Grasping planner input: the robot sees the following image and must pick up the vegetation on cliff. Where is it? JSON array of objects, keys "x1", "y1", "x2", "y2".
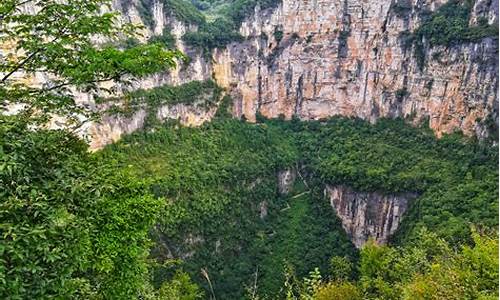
[
  {"x1": 415, "y1": 0, "x2": 498, "y2": 47},
  {"x1": 182, "y1": 0, "x2": 281, "y2": 52},
  {"x1": 93, "y1": 114, "x2": 498, "y2": 298},
  {"x1": 407, "y1": 0, "x2": 499, "y2": 69},
  {"x1": 1, "y1": 0, "x2": 498, "y2": 299},
  {"x1": 100, "y1": 79, "x2": 223, "y2": 128},
  {"x1": 0, "y1": 0, "x2": 182, "y2": 127},
  {"x1": 97, "y1": 117, "x2": 355, "y2": 299},
  {"x1": 278, "y1": 117, "x2": 498, "y2": 245},
  {"x1": 2, "y1": 110, "x2": 498, "y2": 298}
]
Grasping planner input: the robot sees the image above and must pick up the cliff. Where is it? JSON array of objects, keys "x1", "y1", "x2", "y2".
[
  {"x1": 95, "y1": 0, "x2": 499, "y2": 148},
  {"x1": 4, "y1": 0, "x2": 497, "y2": 148},
  {"x1": 325, "y1": 185, "x2": 417, "y2": 248},
  {"x1": 212, "y1": 0, "x2": 498, "y2": 138}
]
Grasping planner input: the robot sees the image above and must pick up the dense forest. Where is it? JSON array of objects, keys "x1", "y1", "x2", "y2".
[
  {"x1": 0, "y1": 0, "x2": 498, "y2": 299},
  {"x1": 2, "y1": 111, "x2": 498, "y2": 299}
]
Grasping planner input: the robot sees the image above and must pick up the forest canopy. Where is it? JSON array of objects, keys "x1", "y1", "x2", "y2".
[{"x1": 0, "y1": 0, "x2": 498, "y2": 299}]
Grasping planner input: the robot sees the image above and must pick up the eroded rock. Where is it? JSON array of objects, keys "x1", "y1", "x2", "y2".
[{"x1": 325, "y1": 184, "x2": 417, "y2": 248}]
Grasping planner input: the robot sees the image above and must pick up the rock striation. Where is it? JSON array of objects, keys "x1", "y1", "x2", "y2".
[
  {"x1": 3, "y1": 0, "x2": 498, "y2": 148},
  {"x1": 325, "y1": 185, "x2": 417, "y2": 248},
  {"x1": 213, "y1": 0, "x2": 498, "y2": 138}
]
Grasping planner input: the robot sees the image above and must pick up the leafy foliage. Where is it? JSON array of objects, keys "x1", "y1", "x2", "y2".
[
  {"x1": 149, "y1": 28, "x2": 178, "y2": 49},
  {"x1": 0, "y1": 0, "x2": 181, "y2": 126},
  {"x1": 0, "y1": 1, "x2": 195, "y2": 298},
  {"x1": 285, "y1": 229, "x2": 498, "y2": 300},
  {"x1": 100, "y1": 80, "x2": 223, "y2": 129},
  {"x1": 182, "y1": 0, "x2": 281, "y2": 52},
  {"x1": 272, "y1": 117, "x2": 498, "y2": 244},
  {"x1": 163, "y1": 0, "x2": 206, "y2": 25},
  {"x1": 2, "y1": 110, "x2": 497, "y2": 299},
  {"x1": 0, "y1": 117, "x2": 164, "y2": 298},
  {"x1": 98, "y1": 114, "x2": 497, "y2": 298},
  {"x1": 415, "y1": 0, "x2": 498, "y2": 47},
  {"x1": 155, "y1": 270, "x2": 204, "y2": 299},
  {"x1": 98, "y1": 118, "x2": 342, "y2": 299},
  {"x1": 408, "y1": 0, "x2": 499, "y2": 69}
]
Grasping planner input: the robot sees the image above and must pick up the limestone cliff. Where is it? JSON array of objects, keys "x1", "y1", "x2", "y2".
[
  {"x1": 71, "y1": 0, "x2": 500, "y2": 146},
  {"x1": 325, "y1": 185, "x2": 417, "y2": 248},
  {"x1": 84, "y1": 0, "x2": 215, "y2": 149},
  {"x1": 212, "y1": 0, "x2": 498, "y2": 138},
  {"x1": 3, "y1": 0, "x2": 498, "y2": 148}
]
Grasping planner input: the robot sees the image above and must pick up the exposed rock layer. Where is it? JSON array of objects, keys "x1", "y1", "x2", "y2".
[
  {"x1": 213, "y1": 0, "x2": 498, "y2": 138},
  {"x1": 3, "y1": 0, "x2": 498, "y2": 148},
  {"x1": 278, "y1": 167, "x2": 297, "y2": 195},
  {"x1": 325, "y1": 185, "x2": 417, "y2": 248}
]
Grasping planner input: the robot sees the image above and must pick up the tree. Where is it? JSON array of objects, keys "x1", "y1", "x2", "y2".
[
  {"x1": 0, "y1": 116, "x2": 165, "y2": 298},
  {"x1": 156, "y1": 270, "x2": 204, "y2": 300},
  {"x1": 279, "y1": 228, "x2": 498, "y2": 300},
  {"x1": 329, "y1": 256, "x2": 353, "y2": 281},
  {"x1": 0, "y1": 0, "x2": 182, "y2": 127},
  {"x1": 0, "y1": 0, "x2": 185, "y2": 298}
]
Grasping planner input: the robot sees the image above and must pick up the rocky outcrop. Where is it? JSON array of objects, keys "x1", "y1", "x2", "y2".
[
  {"x1": 1, "y1": 0, "x2": 216, "y2": 150},
  {"x1": 85, "y1": 101, "x2": 218, "y2": 150},
  {"x1": 325, "y1": 185, "x2": 417, "y2": 248},
  {"x1": 213, "y1": 0, "x2": 498, "y2": 138},
  {"x1": 278, "y1": 167, "x2": 297, "y2": 195},
  {"x1": 80, "y1": 0, "x2": 215, "y2": 150},
  {"x1": 89, "y1": 0, "x2": 500, "y2": 143},
  {"x1": 114, "y1": 0, "x2": 211, "y2": 84},
  {"x1": 4, "y1": 0, "x2": 498, "y2": 148}
]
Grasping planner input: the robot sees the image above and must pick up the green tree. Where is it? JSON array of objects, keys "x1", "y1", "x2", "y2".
[
  {"x1": 0, "y1": 117, "x2": 164, "y2": 298},
  {"x1": 0, "y1": 0, "x2": 182, "y2": 126},
  {"x1": 156, "y1": 271, "x2": 204, "y2": 300},
  {"x1": 0, "y1": 0, "x2": 184, "y2": 298},
  {"x1": 313, "y1": 281, "x2": 362, "y2": 300},
  {"x1": 329, "y1": 256, "x2": 353, "y2": 281}
]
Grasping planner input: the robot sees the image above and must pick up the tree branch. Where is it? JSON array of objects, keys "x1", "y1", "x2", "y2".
[
  {"x1": 1, "y1": 50, "x2": 41, "y2": 83},
  {"x1": 0, "y1": 0, "x2": 37, "y2": 20}
]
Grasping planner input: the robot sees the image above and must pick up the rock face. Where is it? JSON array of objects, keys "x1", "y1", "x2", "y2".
[
  {"x1": 278, "y1": 167, "x2": 297, "y2": 195},
  {"x1": 325, "y1": 185, "x2": 417, "y2": 248},
  {"x1": 83, "y1": 0, "x2": 215, "y2": 150},
  {"x1": 213, "y1": 0, "x2": 498, "y2": 138},
  {"x1": 3, "y1": 0, "x2": 498, "y2": 148},
  {"x1": 86, "y1": 102, "x2": 219, "y2": 150}
]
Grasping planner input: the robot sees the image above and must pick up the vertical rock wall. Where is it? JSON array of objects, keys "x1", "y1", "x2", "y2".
[
  {"x1": 213, "y1": 0, "x2": 498, "y2": 138},
  {"x1": 3, "y1": 0, "x2": 498, "y2": 149},
  {"x1": 325, "y1": 185, "x2": 417, "y2": 248}
]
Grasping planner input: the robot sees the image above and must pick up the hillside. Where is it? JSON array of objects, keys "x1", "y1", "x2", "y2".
[{"x1": 0, "y1": 0, "x2": 498, "y2": 299}]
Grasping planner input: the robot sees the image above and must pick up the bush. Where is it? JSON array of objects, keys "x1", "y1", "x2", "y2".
[
  {"x1": 410, "y1": 0, "x2": 498, "y2": 69},
  {"x1": 148, "y1": 28, "x2": 177, "y2": 49},
  {"x1": 183, "y1": 18, "x2": 243, "y2": 53},
  {"x1": 413, "y1": 0, "x2": 498, "y2": 47},
  {"x1": 183, "y1": 0, "x2": 282, "y2": 51},
  {"x1": 163, "y1": 0, "x2": 206, "y2": 25}
]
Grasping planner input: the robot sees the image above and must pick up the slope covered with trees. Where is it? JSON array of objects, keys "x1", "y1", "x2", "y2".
[
  {"x1": 0, "y1": 0, "x2": 498, "y2": 299},
  {"x1": 93, "y1": 114, "x2": 498, "y2": 299}
]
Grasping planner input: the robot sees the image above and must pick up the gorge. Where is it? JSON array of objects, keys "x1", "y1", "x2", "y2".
[
  {"x1": 1, "y1": 0, "x2": 498, "y2": 299},
  {"x1": 78, "y1": 0, "x2": 500, "y2": 150}
]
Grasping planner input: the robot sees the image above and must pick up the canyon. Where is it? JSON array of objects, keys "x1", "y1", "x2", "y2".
[
  {"x1": 2, "y1": 0, "x2": 498, "y2": 249},
  {"x1": 2, "y1": 1, "x2": 498, "y2": 298},
  {"x1": 5, "y1": 0, "x2": 497, "y2": 148},
  {"x1": 87, "y1": 0, "x2": 499, "y2": 150},
  {"x1": 104, "y1": 0, "x2": 499, "y2": 248}
]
